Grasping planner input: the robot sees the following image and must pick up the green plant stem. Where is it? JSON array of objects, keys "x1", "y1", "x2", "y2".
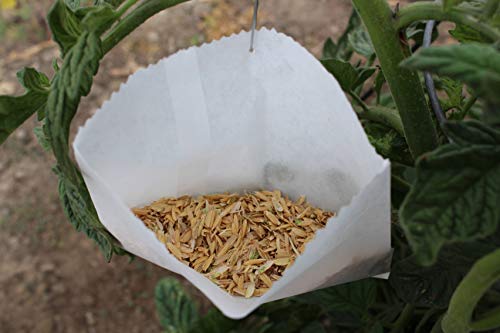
[
  {"x1": 390, "y1": 303, "x2": 415, "y2": 333},
  {"x1": 115, "y1": 0, "x2": 139, "y2": 18},
  {"x1": 352, "y1": 0, "x2": 439, "y2": 158},
  {"x1": 442, "y1": 248, "x2": 500, "y2": 333},
  {"x1": 430, "y1": 316, "x2": 443, "y2": 333},
  {"x1": 471, "y1": 306, "x2": 500, "y2": 332},
  {"x1": 102, "y1": 0, "x2": 191, "y2": 54},
  {"x1": 396, "y1": 2, "x2": 500, "y2": 42},
  {"x1": 350, "y1": 91, "x2": 370, "y2": 112},
  {"x1": 416, "y1": 308, "x2": 443, "y2": 333},
  {"x1": 392, "y1": 174, "x2": 411, "y2": 193},
  {"x1": 461, "y1": 96, "x2": 477, "y2": 117}
]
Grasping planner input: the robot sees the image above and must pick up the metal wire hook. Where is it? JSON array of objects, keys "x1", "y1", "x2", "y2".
[
  {"x1": 423, "y1": 20, "x2": 446, "y2": 127},
  {"x1": 249, "y1": 0, "x2": 260, "y2": 52}
]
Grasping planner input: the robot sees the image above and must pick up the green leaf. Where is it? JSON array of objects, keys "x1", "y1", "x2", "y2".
[
  {"x1": 321, "y1": 9, "x2": 361, "y2": 61},
  {"x1": 0, "y1": 67, "x2": 50, "y2": 144},
  {"x1": 301, "y1": 322, "x2": 326, "y2": 333},
  {"x1": 322, "y1": 59, "x2": 358, "y2": 91},
  {"x1": 400, "y1": 120, "x2": 500, "y2": 265},
  {"x1": 81, "y1": 5, "x2": 118, "y2": 35},
  {"x1": 402, "y1": 43, "x2": 500, "y2": 105},
  {"x1": 295, "y1": 279, "x2": 376, "y2": 318},
  {"x1": 435, "y1": 77, "x2": 464, "y2": 112},
  {"x1": 258, "y1": 302, "x2": 323, "y2": 333},
  {"x1": 46, "y1": 31, "x2": 126, "y2": 260},
  {"x1": 0, "y1": 93, "x2": 47, "y2": 145},
  {"x1": 47, "y1": 0, "x2": 83, "y2": 56},
  {"x1": 322, "y1": 37, "x2": 336, "y2": 59},
  {"x1": 322, "y1": 59, "x2": 375, "y2": 92},
  {"x1": 443, "y1": 0, "x2": 465, "y2": 10},
  {"x1": 16, "y1": 68, "x2": 50, "y2": 93},
  {"x1": 348, "y1": 29, "x2": 374, "y2": 58},
  {"x1": 389, "y1": 243, "x2": 490, "y2": 308},
  {"x1": 450, "y1": 24, "x2": 490, "y2": 43},
  {"x1": 65, "y1": 0, "x2": 80, "y2": 10},
  {"x1": 368, "y1": 322, "x2": 384, "y2": 333},
  {"x1": 189, "y1": 309, "x2": 240, "y2": 333},
  {"x1": 57, "y1": 167, "x2": 128, "y2": 261},
  {"x1": 364, "y1": 121, "x2": 413, "y2": 165},
  {"x1": 354, "y1": 67, "x2": 376, "y2": 89},
  {"x1": 155, "y1": 278, "x2": 199, "y2": 333},
  {"x1": 94, "y1": 0, "x2": 125, "y2": 8},
  {"x1": 34, "y1": 124, "x2": 52, "y2": 152}
]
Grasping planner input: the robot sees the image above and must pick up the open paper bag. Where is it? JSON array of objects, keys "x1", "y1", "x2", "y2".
[{"x1": 73, "y1": 29, "x2": 392, "y2": 319}]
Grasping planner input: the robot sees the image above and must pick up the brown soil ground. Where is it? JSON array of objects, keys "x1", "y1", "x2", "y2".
[{"x1": 0, "y1": 0, "x2": 407, "y2": 332}]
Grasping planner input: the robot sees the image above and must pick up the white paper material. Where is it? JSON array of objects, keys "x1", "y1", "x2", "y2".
[{"x1": 73, "y1": 29, "x2": 392, "y2": 319}]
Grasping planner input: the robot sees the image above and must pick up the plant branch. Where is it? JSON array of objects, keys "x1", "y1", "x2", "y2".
[
  {"x1": 442, "y1": 248, "x2": 500, "y2": 333},
  {"x1": 352, "y1": 0, "x2": 439, "y2": 158},
  {"x1": 350, "y1": 90, "x2": 370, "y2": 112},
  {"x1": 392, "y1": 174, "x2": 411, "y2": 193},
  {"x1": 461, "y1": 96, "x2": 477, "y2": 117},
  {"x1": 470, "y1": 306, "x2": 500, "y2": 332},
  {"x1": 115, "y1": 0, "x2": 139, "y2": 18},
  {"x1": 390, "y1": 303, "x2": 415, "y2": 333},
  {"x1": 396, "y1": 2, "x2": 500, "y2": 42},
  {"x1": 102, "y1": 0, "x2": 191, "y2": 54}
]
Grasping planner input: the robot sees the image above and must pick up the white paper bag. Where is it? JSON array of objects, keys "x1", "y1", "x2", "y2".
[{"x1": 73, "y1": 29, "x2": 392, "y2": 319}]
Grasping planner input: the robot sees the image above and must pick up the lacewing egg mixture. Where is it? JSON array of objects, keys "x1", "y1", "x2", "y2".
[{"x1": 132, "y1": 190, "x2": 335, "y2": 298}]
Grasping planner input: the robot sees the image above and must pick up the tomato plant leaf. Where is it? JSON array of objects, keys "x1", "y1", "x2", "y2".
[
  {"x1": 295, "y1": 279, "x2": 376, "y2": 317},
  {"x1": 81, "y1": 5, "x2": 118, "y2": 35},
  {"x1": 155, "y1": 278, "x2": 199, "y2": 333},
  {"x1": 16, "y1": 68, "x2": 50, "y2": 93},
  {"x1": 368, "y1": 322, "x2": 384, "y2": 333},
  {"x1": 449, "y1": 24, "x2": 491, "y2": 43},
  {"x1": 322, "y1": 9, "x2": 361, "y2": 61},
  {"x1": 443, "y1": 0, "x2": 466, "y2": 10},
  {"x1": 435, "y1": 77, "x2": 464, "y2": 112},
  {"x1": 321, "y1": 59, "x2": 358, "y2": 91},
  {"x1": 65, "y1": 0, "x2": 80, "y2": 10},
  {"x1": 322, "y1": 37, "x2": 336, "y2": 59},
  {"x1": 190, "y1": 309, "x2": 241, "y2": 333},
  {"x1": 94, "y1": 0, "x2": 125, "y2": 8},
  {"x1": 355, "y1": 67, "x2": 376, "y2": 89},
  {"x1": 48, "y1": 0, "x2": 84, "y2": 56},
  {"x1": 348, "y1": 29, "x2": 374, "y2": 58},
  {"x1": 401, "y1": 43, "x2": 500, "y2": 105},
  {"x1": 364, "y1": 121, "x2": 413, "y2": 166},
  {"x1": 391, "y1": 256, "x2": 461, "y2": 308},
  {"x1": 400, "y1": 120, "x2": 500, "y2": 265},
  {"x1": 301, "y1": 322, "x2": 327, "y2": 333},
  {"x1": 446, "y1": 120, "x2": 500, "y2": 145},
  {"x1": 322, "y1": 59, "x2": 376, "y2": 92},
  {"x1": 0, "y1": 93, "x2": 47, "y2": 145},
  {"x1": 34, "y1": 125, "x2": 52, "y2": 152},
  {"x1": 0, "y1": 67, "x2": 50, "y2": 144},
  {"x1": 57, "y1": 170, "x2": 124, "y2": 261},
  {"x1": 45, "y1": 31, "x2": 127, "y2": 260}
]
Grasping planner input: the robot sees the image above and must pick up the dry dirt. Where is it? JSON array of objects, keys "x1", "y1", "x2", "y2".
[{"x1": 0, "y1": 0, "x2": 415, "y2": 332}]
